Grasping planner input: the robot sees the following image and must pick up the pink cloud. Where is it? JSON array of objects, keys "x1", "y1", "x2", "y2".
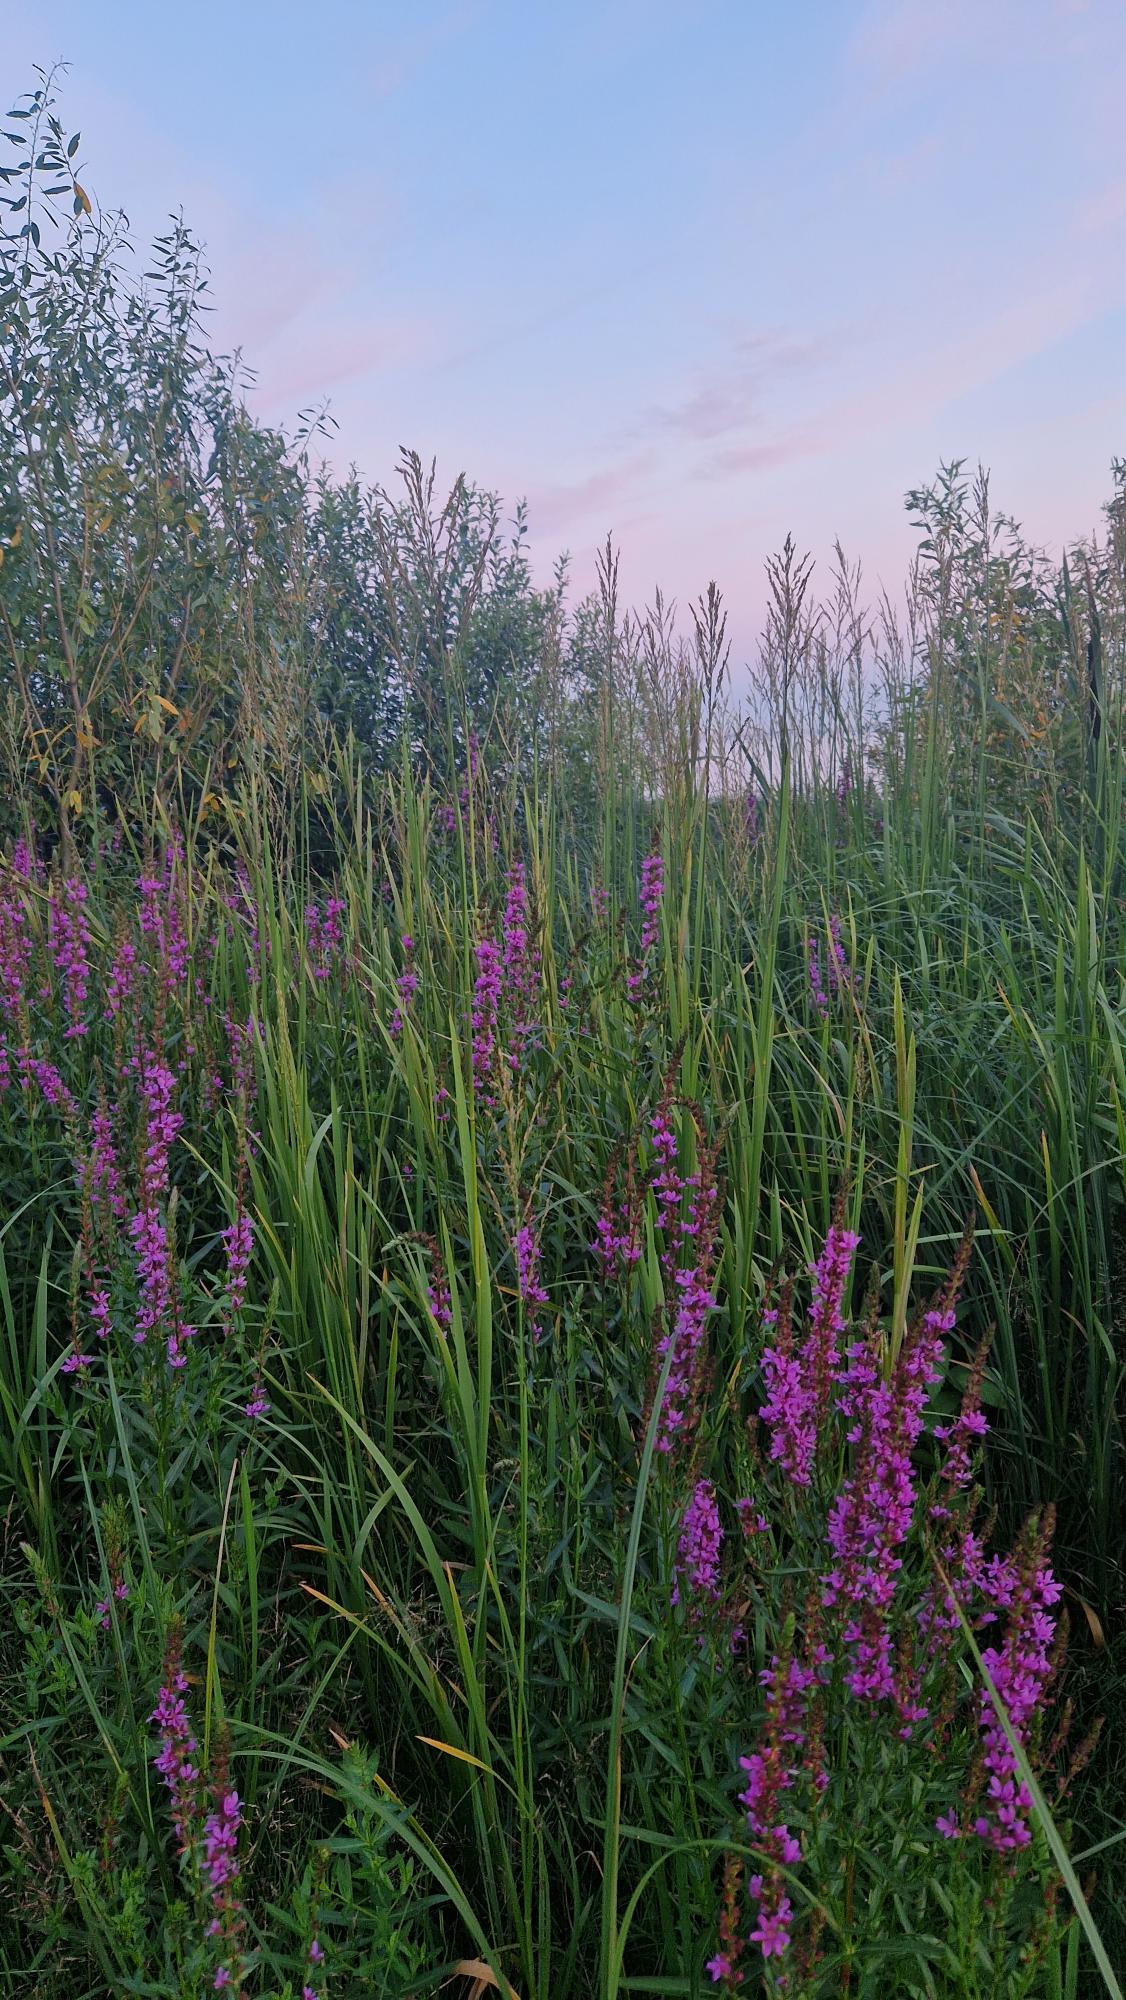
[
  {"x1": 249, "y1": 315, "x2": 435, "y2": 409},
  {"x1": 523, "y1": 451, "x2": 656, "y2": 538},
  {"x1": 642, "y1": 331, "x2": 831, "y2": 443},
  {"x1": 367, "y1": 5, "x2": 482, "y2": 99},
  {"x1": 704, "y1": 430, "x2": 822, "y2": 478},
  {"x1": 1076, "y1": 176, "x2": 1126, "y2": 235}
]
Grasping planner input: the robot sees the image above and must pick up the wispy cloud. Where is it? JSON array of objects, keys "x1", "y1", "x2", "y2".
[
  {"x1": 249, "y1": 314, "x2": 436, "y2": 408},
  {"x1": 848, "y1": 0, "x2": 1008, "y2": 86},
  {"x1": 641, "y1": 331, "x2": 831, "y2": 443},
  {"x1": 523, "y1": 451, "x2": 656, "y2": 537},
  {"x1": 367, "y1": 5, "x2": 482, "y2": 100}
]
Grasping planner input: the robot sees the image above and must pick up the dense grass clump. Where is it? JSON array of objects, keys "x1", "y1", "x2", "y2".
[{"x1": 1, "y1": 66, "x2": 1125, "y2": 2000}]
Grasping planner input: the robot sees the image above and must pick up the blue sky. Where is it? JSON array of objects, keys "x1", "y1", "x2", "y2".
[{"x1": 9, "y1": 0, "x2": 1126, "y2": 656}]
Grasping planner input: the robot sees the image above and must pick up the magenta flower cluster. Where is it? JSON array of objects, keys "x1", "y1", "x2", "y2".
[
  {"x1": 220, "y1": 1210, "x2": 253, "y2": 1333},
  {"x1": 672, "y1": 1478, "x2": 724, "y2": 1608},
  {"x1": 139, "y1": 849, "x2": 190, "y2": 999},
  {"x1": 305, "y1": 895, "x2": 347, "y2": 981},
  {"x1": 735, "y1": 1639, "x2": 818, "y2": 1962},
  {"x1": 514, "y1": 1221, "x2": 548, "y2": 1338},
  {"x1": 151, "y1": 1641, "x2": 200, "y2": 1858},
  {"x1": 471, "y1": 936, "x2": 502, "y2": 1099},
  {"x1": 390, "y1": 932, "x2": 419, "y2": 1037},
  {"x1": 807, "y1": 933, "x2": 828, "y2": 1020},
  {"x1": 759, "y1": 1221, "x2": 860, "y2": 1486},
  {"x1": 714, "y1": 1223, "x2": 1063, "y2": 1977},
  {"x1": 627, "y1": 846, "x2": 664, "y2": 997},
  {"x1": 50, "y1": 878, "x2": 92, "y2": 1038}
]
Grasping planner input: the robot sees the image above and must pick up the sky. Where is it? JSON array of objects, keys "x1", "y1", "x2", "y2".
[{"x1": 8, "y1": 0, "x2": 1126, "y2": 661}]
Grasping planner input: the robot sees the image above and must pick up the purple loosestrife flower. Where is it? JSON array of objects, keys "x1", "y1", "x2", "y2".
[
  {"x1": 807, "y1": 933, "x2": 828, "y2": 1020},
  {"x1": 140, "y1": 846, "x2": 191, "y2": 999},
  {"x1": 130, "y1": 1205, "x2": 171, "y2": 1346},
  {"x1": 20, "y1": 1051, "x2": 79, "y2": 1123},
  {"x1": 628, "y1": 847, "x2": 664, "y2": 996},
  {"x1": 165, "y1": 1308, "x2": 196, "y2": 1371},
  {"x1": 129, "y1": 1054, "x2": 183, "y2": 1354},
  {"x1": 0, "y1": 878, "x2": 31, "y2": 1026},
  {"x1": 758, "y1": 1285, "x2": 816, "y2": 1487},
  {"x1": 50, "y1": 878, "x2": 92, "y2": 1037},
  {"x1": 824, "y1": 1315, "x2": 942, "y2": 1702},
  {"x1": 827, "y1": 913, "x2": 849, "y2": 996},
  {"x1": 303, "y1": 1936, "x2": 326, "y2": 2000},
  {"x1": 806, "y1": 1220, "x2": 861, "y2": 1426},
  {"x1": 514, "y1": 1222, "x2": 548, "y2": 1338},
  {"x1": 593, "y1": 1199, "x2": 641, "y2": 1273},
  {"x1": 471, "y1": 937, "x2": 502, "y2": 1099},
  {"x1": 62, "y1": 1350, "x2": 96, "y2": 1374},
  {"x1": 932, "y1": 1333, "x2": 991, "y2": 1505},
  {"x1": 152, "y1": 1626, "x2": 200, "y2": 1858},
  {"x1": 105, "y1": 933, "x2": 138, "y2": 1019},
  {"x1": 244, "y1": 1382, "x2": 270, "y2": 1420},
  {"x1": 672, "y1": 1479, "x2": 723, "y2": 1608},
  {"x1": 970, "y1": 1513, "x2": 1061, "y2": 1853},
  {"x1": 651, "y1": 1150, "x2": 720, "y2": 1456},
  {"x1": 203, "y1": 1735, "x2": 245, "y2": 1992},
  {"x1": 390, "y1": 933, "x2": 419, "y2": 1037},
  {"x1": 649, "y1": 1098, "x2": 686, "y2": 1244},
  {"x1": 592, "y1": 1147, "x2": 641, "y2": 1274},
  {"x1": 220, "y1": 1210, "x2": 253, "y2": 1333},
  {"x1": 305, "y1": 895, "x2": 346, "y2": 981},
  {"x1": 502, "y1": 861, "x2": 540, "y2": 1066},
  {"x1": 96, "y1": 1579, "x2": 129, "y2": 1630},
  {"x1": 225, "y1": 1012, "x2": 258, "y2": 1112},
  {"x1": 203, "y1": 1786, "x2": 242, "y2": 1892},
  {"x1": 824, "y1": 1247, "x2": 970, "y2": 1702},
  {"x1": 759, "y1": 1221, "x2": 859, "y2": 1486},
  {"x1": 639, "y1": 848, "x2": 664, "y2": 953},
  {"x1": 706, "y1": 1856, "x2": 747, "y2": 1991},
  {"x1": 84, "y1": 1104, "x2": 126, "y2": 1221},
  {"x1": 749, "y1": 1900, "x2": 794, "y2": 1959},
  {"x1": 428, "y1": 1274, "x2": 452, "y2": 1333},
  {"x1": 735, "y1": 1635, "x2": 813, "y2": 1968},
  {"x1": 502, "y1": 861, "x2": 531, "y2": 989},
  {"x1": 655, "y1": 1259, "x2": 717, "y2": 1453},
  {"x1": 138, "y1": 1054, "x2": 182, "y2": 1201}
]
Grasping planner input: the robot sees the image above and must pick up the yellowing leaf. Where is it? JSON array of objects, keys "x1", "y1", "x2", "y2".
[
  {"x1": 74, "y1": 181, "x2": 91, "y2": 215},
  {"x1": 1076, "y1": 1595, "x2": 1106, "y2": 1649},
  {"x1": 451, "y1": 1960, "x2": 520, "y2": 1999},
  {"x1": 65, "y1": 789, "x2": 82, "y2": 815},
  {"x1": 416, "y1": 1735, "x2": 494, "y2": 1776}
]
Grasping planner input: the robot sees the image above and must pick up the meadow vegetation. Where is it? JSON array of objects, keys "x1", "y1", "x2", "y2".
[{"x1": 1, "y1": 71, "x2": 1124, "y2": 1997}]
